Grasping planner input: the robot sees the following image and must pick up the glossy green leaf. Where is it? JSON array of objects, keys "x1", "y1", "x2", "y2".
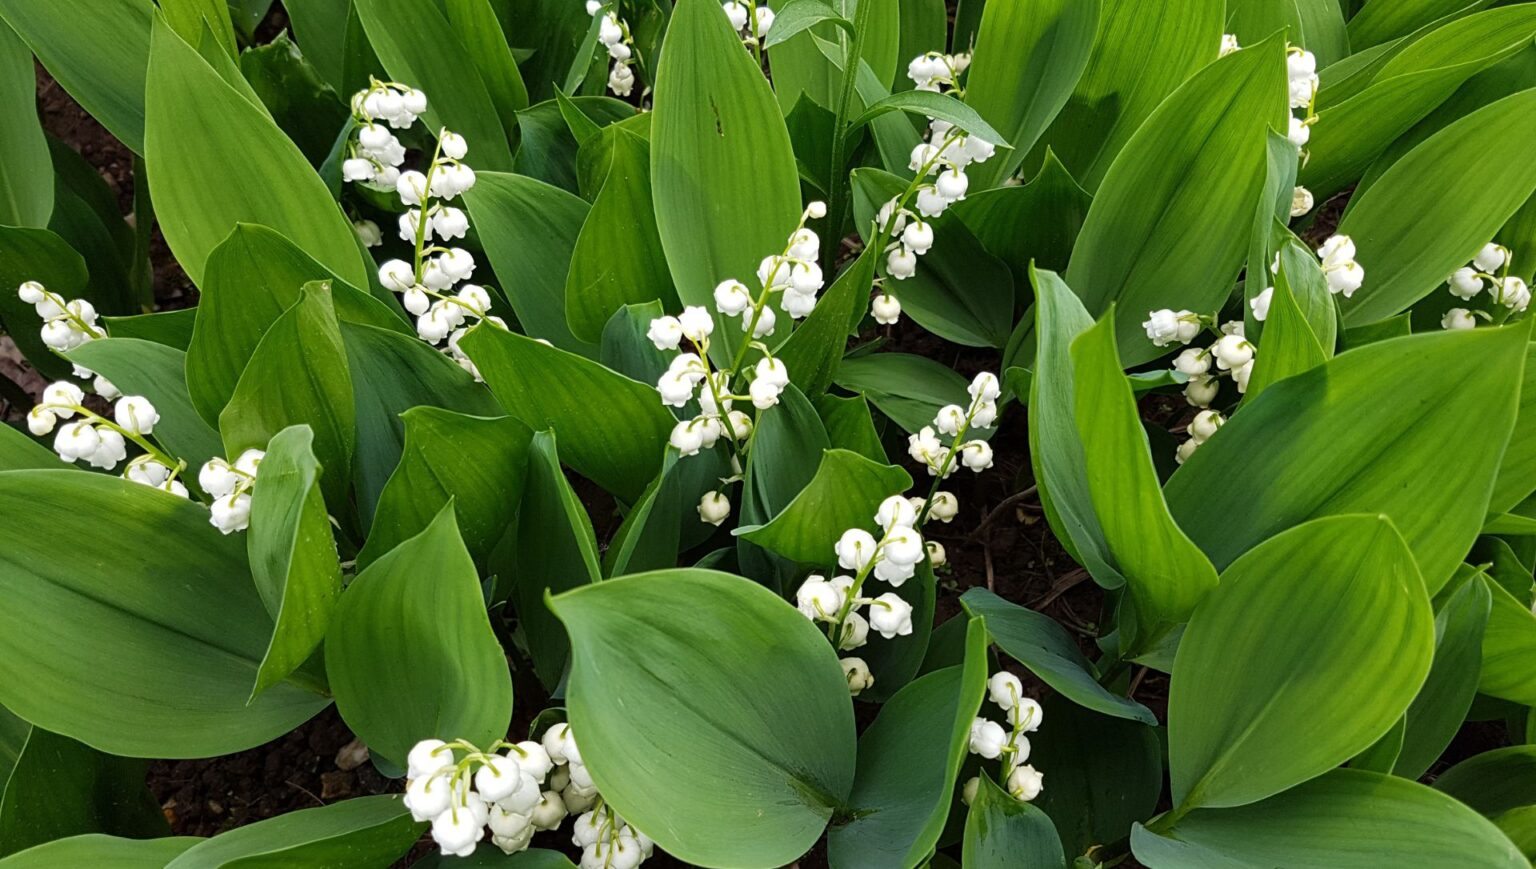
[
  {"x1": 1479, "y1": 573, "x2": 1536, "y2": 706},
  {"x1": 962, "y1": 773, "x2": 1066, "y2": 869},
  {"x1": 849, "y1": 90, "x2": 1007, "y2": 146},
  {"x1": 444, "y1": 0, "x2": 529, "y2": 128},
  {"x1": 1433, "y1": 745, "x2": 1536, "y2": 817},
  {"x1": 604, "y1": 447, "x2": 729, "y2": 576},
  {"x1": 511, "y1": 431, "x2": 601, "y2": 690},
  {"x1": 0, "y1": 471, "x2": 328, "y2": 758},
  {"x1": 953, "y1": 151, "x2": 1093, "y2": 282},
  {"x1": 0, "y1": 426, "x2": 61, "y2": 472},
  {"x1": 102, "y1": 309, "x2": 198, "y2": 350},
  {"x1": 144, "y1": 18, "x2": 367, "y2": 287},
  {"x1": 1170, "y1": 515, "x2": 1434, "y2": 810},
  {"x1": 834, "y1": 353, "x2": 972, "y2": 434},
  {"x1": 354, "y1": 0, "x2": 515, "y2": 170},
  {"x1": 358, "y1": 410, "x2": 531, "y2": 570},
  {"x1": 0, "y1": 0, "x2": 152, "y2": 152},
  {"x1": 1338, "y1": 85, "x2": 1536, "y2": 324},
  {"x1": 1136, "y1": 769, "x2": 1526, "y2": 868},
  {"x1": 815, "y1": 393, "x2": 885, "y2": 464},
  {"x1": 245, "y1": 425, "x2": 341, "y2": 699},
  {"x1": 1227, "y1": 0, "x2": 1348, "y2": 65},
  {"x1": 1037, "y1": 0, "x2": 1225, "y2": 188},
  {"x1": 1071, "y1": 313, "x2": 1218, "y2": 648},
  {"x1": 165, "y1": 795, "x2": 420, "y2": 869},
  {"x1": 650, "y1": 0, "x2": 800, "y2": 363},
  {"x1": 66, "y1": 338, "x2": 222, "y2": 474},
  {"x1": 826, "y1": 618, "x2": 988, "y2": 869},
  {"x1": 0, "y1": 21, "x2": 51, "y2": 227},
  {"x1": 1349, "y1": 0, "x2": 1492, "y2": 48},
  {"x1": 1394, "y1": 573, "x2": 1490, "y2": 779},
  {"x1": 739, "y1": 449, "x2": 912, "y2": 564},
  {"x1": 238, "y1": 34, "x2": 351, "y2": 166},
  {"x1": 1065, "y1": 37, "x2": 1287, "y2": 365},
  {"x1": 284, "y1": 0, "x2": 382, "y2": 97},
  {"x1": 512, "y1": 98, "x2": 635, "y2": 197},
  {"x1": 737, "y1": 384, "x2": 830, "y2": 591},
  {"x1": 776, "y1": 246, "x2": 877, "y2": 397},
  {"x1": 219, "y1": 284, "x2": 355, "y2": 509},
  {"x1": 763, "y1": 0, "x2": 854, "y2": 48},
  {"x1": 551, "y1": 570, "x2": 856, "y2": 868},
  {"x1": 564, "y1": 129, "x2": 677, "y2": 342},
  {"x1": 961, "y1": 588, "x2": 1155, "y2": 725},
  {"x1": 463, "y1": 171, "x2": 597, "y2": 356},
  {"x1": 326, "y1": 505, "x2": 512, "y2": 767},
  {"x1": 962, "y1": 0, "x2": 1097, "y2": 189},
  {"x1": 1166, "y1": 325, "x2": 1529, "y2": 594},
  {"x1": 460, "y1": 324, "x2": 672, "y2": 501},
  {"x1": 1490, "y1": 347, "x2": 1536, "y2": 517},
  {"x1": 0, "y1": 728, "x2": 165, "y2": 857},
  {"x1": 1029, "y1": 698, "x2": 1163, "y2": 857},
  {"x1": 0, "y1": 835, "x2": 199, "y2": 869},
  {"x1": 1245, "y1": 268, "x2": 1327, "y2": 402}
]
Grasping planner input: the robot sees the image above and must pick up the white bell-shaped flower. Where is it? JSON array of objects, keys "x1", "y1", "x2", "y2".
[
  {"x1": 839, "y1": 611, "x2": 870, "y2": 650},
  {"x1": 1441, "y1": 307, "x2": 1477, "y2": 331},
  {"x1": 1248, "y1": 286, "x2": 1274, "y2": 322},
  {"x1": 608, "y1": 62, "x2": 635, "y2": 97},
  {"x1": 875, "y1": 494, "x2": 919, "y2": 531},
  {"x1": 880, "y1": 526, "x2": 925, "y2": 566},
  {"x1": 1211, "y1": 334, "x2": 1254, "y2": 370},
  {"x1": 723, "y1": 0, "x2": 749, "y2": 30},
  {"x1": 713, "y1": 279, "x2": 752, "y2": 315},
  {"x1": 475, "y1": 755, "x2": 524, "y2": 802},
  {"x1": 745, "y1": 303, "x2": 776, "y2": 337},
  {"x1": 440, "y1": 131, "x2": 468, "y2": 160},
  {"x1": 1448, "y1": 267, "x2": 1484, "y2": 300},
  {"x1": 530, "y1": 790, "x2": 568, "y2": 829},
  {"x1": 968, "y1": 717, "x2": 1008, "y2": 758},
  {"x1": 959, "y1": 440, "x2": 994, "y2": 472},
  {"x1": 1232, "y1": 359, "x2": 1255, "y2": 394},
  {"x1": 901, "y1": 221, "x2": 934, "y2": 255},
  {"x1": 1287, "y1": 116, "x2": 1310, "y2": 148},
  {"x1": 871, "y1": 293, "x2": 902, "y2": 324},
  {"x1": 678, "y1": 305, "x2": 714, "y2": 342},
  {"x1": 1185, "y1": 375, "x2": 1219, "y2": 408},
  {"x1": 698, "y1": 491, "x2": 731, "y2": 526},
  {"x1": 915, "y1": 186, "x2": 950, "y2": 218},
  {"x1": 796, "y1": 575, "x2": 845, "y2": 621},
  {"x1": 54, "y1": 421, "x2": 100, "y2": 462},
  {"x1": 1142, "y1": 309, "x2": 1200, "y2": 347},
  {"x1": 1474, "y1": 242, "x2": 1509, "y2": 273},
  {"x1": 647, "y1": 315, "x2": 684, "y2": 350},
  {"x1": 1188, "y1": 409, "x2": 1224, "y2": 444},
  {"x1": 210, "y1": 492, "x2": 253, "y2": 534},
  {"x1": 379, "y1": 260, "x2": 414, "y2": 292},
  {"x1": 928, "y1": 491, "x2": 959, "y2": 522},
  {"x1": 1324, "y1": 261, "x2": 1364, "y2": 297},
  {"x1": 841, "y1": 657, "x2": 874, "y2": 696},
  {"x1": 1006, "y1": 764, "x2": 1045, "y2": 801},
  {"x1": 405, "y1": 772, "x2": 454, "y2": 822},
  {"x1": 887, "y1": 246, "x2": 917, "y2": 280},
  {"x1": 1501, "y1": 276, "x2": 1532, "y2": 312},
  {"x1": 783, "y1": 289, "x2": 817, "y2": 319},
  {"x1": 431, "y1": 803, "x2": 486, "y2": 858},
  {"x1": 669, "y1": 419, "x2": 708, "y2": 456},
  {"x1": 836, "y1": 528, "x2": 879, "y2": 571},
  {"x1": 1010, "y1": 697, "x2": 1044, "y2": 731},
  {"x1": 113, "y1": 395, "x2": 158, "y2": 435},
  {"x1": 396, "y1": 170, "x2": 429, "y2": 206},
  {"x1": 88, "y1": 428, "x2": 127, "y2": 470},
  {"x1": 987, "y1": 671, "x2": 1023, "y2": 710},
  {"x1": 1290, "y1": 186, "x2": 1314, "y2": 217},
  {"x1": 868, "y1": 592, "x2": 914, "y2": 638}
]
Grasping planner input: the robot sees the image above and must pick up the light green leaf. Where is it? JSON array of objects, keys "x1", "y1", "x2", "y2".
[
  {"x1": 650, "y1": 0, "x2": 800, "y2": 363},
  {"x1": 834, "y1": 353, "x2": 971, "y2": 434},
  {"x1": 1227, "y1": 0, "x2": 1348, "y2": 65},
  {"x1": 1065, "y1": 37, "x2": 1287, "y2": 365},
  {"x1": 763, "y1": 0, "x2": 854, "y2": 49},
  {"x1": 1490, "y1": 341, "x2": 1536, "y2": 516},
  {"x1": 353, "y1": 0, "x2": 515, "y2": 170},
  {"x1": 0, "y1": 426, "x2": 61, "y2": 472},
  {"x1": 1166, "y1": 325, "x2": 1530, "y2": 594},
  {"x1": 460, "y1": 325, "x2": 673, "y2": 501},
  {"x1": 326, "y1": 505, "x2": 512, "y2": 767},
  {"x1": 444, "y1": 0, "x2": 530, "y2": 127},
  {"x1": 158, "y1": 0, "x2": 237, "y2": 59},
  {"x1": 826, "y1": 617, "x2": 989, "y2": 869},
  {"x1": 953, "y1": 150, "x2": 1093, "y2": 282},
  {"x1": 1071, "y1": 312, "x2": 1218, "y2": 649},
  {"x1": 0, "y1": 835, "x2": 199, "y2": 869},
  {"x1": 551, "y1": 570, "x2": 856, "y2": 868},
  {"x1": 962, "y1": 772, "x2": 1067, "y2": 869},
  {"x1": 66, "y1": 338, "x2": 223, "y2": 475},
  {"x1": 284, "y1": 0, "x2": 382, "y2": 97},
  {"x1": 246, "y1": 425, "x2": 341, "y2": 699},
  {"x1": 962, "y1": 0, "x2": 1098, "y2": 189},
  {"x1": 1349, "y1": 0, "x2": 1493, "y2": 48},
  {"x1": 0, "y1": 728, "x2": 165, "y2": 856},
  {"x1": 1433, "y1": 745, "x2": 1536, "y2": 817},
  {"x1": 1394, "y1": 572, "x2": 1490, "y2": 779},
  {"x1": 1169, "y1": 515, "x2": 1434, "y2": 810},
  {"x1": 144, "y1": 18, "x2": 367, "y2": 287},
  {"x1": 1479, "y1": 573, "x2": 1536, "y2": 706},
  {"x1": 738, "y1": 449, "x2": 912, "y2": 564},
  {"x1": 0, "y1": 471, "x2": 328, "y2": 758},
  {"x1": 165, "y1": 796, "x2": 420, "y2": 869},
  {"x1": 1029, "y1": 698, "x2": 1163, "y2": 857},
  {"x1": 0, "y1": 21, "x2": 51, "y2": 227},
  {"x1": 101, "y1": 309, "x2": 198, "y2": 350},
  {"x1": 1244, "y1": 266, "x2": 1327, "y2": 402},
  {"x1": 849, "y1": 90, "x2": 1008, "y2": 146},
  {"x1": 961, "y1": 588, "x2": 1156, "y2": 725}
]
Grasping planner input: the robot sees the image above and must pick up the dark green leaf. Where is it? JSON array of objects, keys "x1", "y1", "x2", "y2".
[
  {"x1": 165, "y1": 796, "x2": 420, "y2": 869},
  {"x1": 739, "y1": 449, "x2": 912, "y2": 564},
  {"x1": 0, "y1": 728, "x2": 165, "y2": 856},
  {"x1": 0, "y1": 20, "x2": 51, "y2": 227},
  {"x1": 67, "y1": 338, "x2": 223, "y2": 475},
  {"x1": 962, "y1": 772, "x2": 1067, "y2": 869}
]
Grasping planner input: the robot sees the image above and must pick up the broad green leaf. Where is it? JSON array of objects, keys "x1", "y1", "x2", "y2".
[
  {"x1": 737, "y1": 384, "x2": 830, "y2": 592},
  {"x1": 763, "y1": 0, "x2": 854, "y2": 49},
  {"x1": 102, "y1": 309, "x2": 198, "y2": 350},
  {"x1": 0, "y1": 835, "x2": 199, "y2": 869},
  {"x1": 953, "y1": 151, "x2": 1093, "y2": 282},
  {"x1": 834, "y1": 353, "x2": 971, "y2": 434},
  {"x1": 0, "y1": 226, "x2": 89, "y2": 381},
  {"x1": 826, "y1": 618, "x2": 988, "y2": 869},
  {"x1": 1349, "y1": 0, "x2": 1492, "y2": 48},
  {"x1": 0, "y1": 728, "x2": 164, "y2": 856},
  {"x1": 816, "y1": 394, "x2": 885, "y2": 464},
  {"x1": 849, "y1": 91, "x2": 1008, "y2": 146},
  {"x1": 776, "y1": 247, "x2": 877, "y2": 397},
  {"x1": 444, "y1": 0, "x2": 530, "y2": 128},
  {"x1": 463, "y1": 171, "x2": 596, "y2": 356},
  {"x1": 144, "y1": 18, "x2": 367, "y2": 287},
  {"x1": 326, "y1": 505, "x2": 512, "y2": 767},
  {"x1": 284, "y1": 0, "x2": 382, "y2": 96},
  {"x1": 1227, "y1": 0, "x2": 1348, "y2": 65},
  {"x1": 1036, "y1": 0, "x2": 1225, "y2": 188},
  {"x1": 739, "y1": 449, "x2": 912, "y2": 564},
  {"x1": 563, "y1": 129, "x2": 678, "y2": 342},
  {"x1": 1071, "y1": 313, "x2": 1218, "y2": 649},
  {"x1": 1165, "y1": 325, "x2": 1529, "y2": 594},
  {"x1": 0, "y1": 471, "x2": 328, "y2": 758},
  {"x1": 0, "y1": 427, "x2": 60, "y2": 472},
  {"x1": 219, "y1": 284, "x2": 356, "y2": 509},
  {"x1": 246, "y1": 426, "x2": 341, "y2": 699},
  {"x1": 962, "y1": 0, "x2": 1098, "y2": 189},
  {"x1": 551, "y1": 570, "x2": 856, "y2": 868},
  {"x1": 962, "y1": 773, "x2": 1067, "y2": 869},
  {"x1": 511, "y1": 431, "x2": 601, "y2": 690},
  {"x1": 1135, "y1": 768, "x2": 1526, "y2": 868},
  {"x1": 650, "y1": 0, "x2": 800, "y2": 363},
  {"x1": 512, "y1": 98, "x2": 635, "y2": 197},
  {"x1": 1029, "y1": 698, "x2": 1163, "y2": 858},
  {"x1": 1065, "y1": 37, "x2": 1287, "y2": 365},
  {"x1": 165, "y1": 796, "x2": 420, "y2": 869},
  {"x1": 238, "y1": 34, "x2": 351, "y2": 166},
  {"x1": 67, "y1": 338, "x2": 223, "y2": 475},
  {"x1": 0, "y1": 21, "x2": 51, "y2": 227},
  {"x1": 1169, "y1": 515, "x2": 1434, "y2": 810},
  {"x1": 1479, "y1": 573, "x2": 1536, "y2": 706},
  {"x1": 1337, "y1": 88, "x2": 1536, "y2": 324},
  {"x1": 0, "y1": 0, "x2": 152, "y2": 152},
  {"x1": 411, "y1": 847, "x2": 579, "y2": 868},
  {"x1": 357, "y1": 410, "x2": 531, "y2": 570},
  {"x1": 341, "y1": 321, "x2": 503, "y2": 526},
  {"x1": 1394, "y1": 573, "x2": 1491, "y2": 779},
  {"x1": 604, "y1": 447, "x2": 730, "y2": 576},
  {"x1": 460, "y1": 325, "x2": 673, "y2": 501},
  {"x1": 961, "y1": 588, "x2": 1156, "y2": 725},
  {"x1": 353, "y1": 0, "x2": 515, "y2": 170},
  {"x1": 1433, "y1": 745, "x2": 1536, "y2": 817},
  {"x1": 1244, "y1": 268, "x2": 1327, "y2": 402},
  {"x1": 1027, "y1": 268, "x2": 1120, "y2": 589},
  {"x1": 185, "y1": 224, "x2": 404, "y2": 426}
]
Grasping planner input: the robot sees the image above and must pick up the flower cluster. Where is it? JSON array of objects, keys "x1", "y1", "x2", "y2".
[
  {"x1": 721, "y1": 0, "x2": 775, "y2": 45},
  {"x1": 340, "y1": 81, "x2": 425, "y2": 189},
  {"x1": 906, "y1": 372, "x2": 1001, "y2": 479},
  {"x1": 198, "y1": 449, "x2": 266, "y2": 534},
  {"x1": 1286, "y1": 46, "x2": 1318, "y2": 150},
  {"x1": 963, "y1": 672, "x2": 1045, "y2": 803},
  {"x1": 546, "y1": 724, "x2": 658, "y2": 869},
  {"x1": 1442, "y1": 242, "x2": 1528, "y2": 330},
  {"x1": 1312, "y1": 234, "x2": 1364, "y2": 298},
  {"x1": 403, "y1": 737, "x2": 562, "y2": 859},
  {"x1": 905, "y1": 50, "x2": 970, "y2": 93},
  {"x1": 1175, "y1": 409, "x2": 1224, "y2": 464},
  {"x1": 14, "y1": 280, "x2": 122, "y2": 400},
  {"x1": 343, "y1": 84, "x2": 505, "y2": 380},
  {"x1": 1158, "y1": 318, "x2": 1255, "y2": 407},
  {"x1": 27, "y1": 380, "x2": 167, "y2": 473},
  {"x1": 649, "y1": 203, "x2": 828, "y2": 484},
  {"x1": 587, "y1": 2, "x2": 639, "y2": 97}
]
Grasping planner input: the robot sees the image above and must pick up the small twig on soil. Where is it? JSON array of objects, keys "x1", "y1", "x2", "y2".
[
  {"x1": 1128, "y1": 667, "x2": 1149, "y2": 699},
  {"x1": 1030, "y1": 567, "x2": 1089, "y2": 610},
  {"x1": 967, "y1": 486, "x2": 1038, "y2": 543},
  {"x1": 285, "y1": 780, "x2": 327, "y2": 808},
  {"x1": 983, "y1": 540, "x2": 995, "y2": 592}
]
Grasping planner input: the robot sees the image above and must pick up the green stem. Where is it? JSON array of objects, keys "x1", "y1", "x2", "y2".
[
  {"x1": 65, "y1": 404, "x2": 183, "y2": 475},
  {"x1": 823, "y1": 0, "x2": 876, "y2": 273}
]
